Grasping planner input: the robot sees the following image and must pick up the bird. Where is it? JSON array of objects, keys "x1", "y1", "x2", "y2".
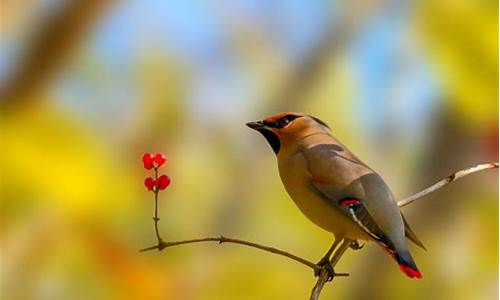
[{"x1": 246, "y1": 112, "x2": 425, "y2": 279}]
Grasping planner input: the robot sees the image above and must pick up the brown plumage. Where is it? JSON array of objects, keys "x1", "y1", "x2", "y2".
[{"x1": 247, "y1": 112, "x2": 424, "y2": 278}]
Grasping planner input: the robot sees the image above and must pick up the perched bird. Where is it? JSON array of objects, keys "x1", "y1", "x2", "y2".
[{"x1": 246, "y1": 112, "x2": 425, "y2": 279}]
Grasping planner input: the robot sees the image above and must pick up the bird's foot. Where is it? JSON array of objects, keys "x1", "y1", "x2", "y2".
[
  {"x1": 315, "y1": 257, "x2": 335, "y2": 281},
  {"x1": 349, "y1": 240, "x2": 364, "y2": 250}
]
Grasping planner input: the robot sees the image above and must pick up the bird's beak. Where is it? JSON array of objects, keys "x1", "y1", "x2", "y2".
[
  {"x1": 246, "y1": 120, "x2": 265, "y2": 130},
  {"x1": 246, "y1": 119, "x2": 281, "y2": 154}
]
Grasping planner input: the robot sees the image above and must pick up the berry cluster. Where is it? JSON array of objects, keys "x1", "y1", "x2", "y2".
[{"x1": 142, "y1": 153, "x2": 171, "y2": 191}]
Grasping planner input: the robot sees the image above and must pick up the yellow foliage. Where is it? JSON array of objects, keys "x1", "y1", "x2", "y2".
[
  {"x1": 414, "y1": 0, "x2": 498, "y2": 129},
  {"x1": 1, "y1": 102, "x2": 134, "y2": 217}
]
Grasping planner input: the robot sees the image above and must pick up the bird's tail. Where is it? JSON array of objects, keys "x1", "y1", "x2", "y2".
[
  {"x1": 394, "y1": 249, "x2": 422, "y2": 279},
  {"x1": 380, "y1": 243, "x2": 422, "y2": 279}
]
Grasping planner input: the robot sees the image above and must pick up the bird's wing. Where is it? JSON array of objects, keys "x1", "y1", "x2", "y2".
[
  {"x1": 307, "y1": 176, "x2": 399, "y2": 252},
  {"x1": 402, "y1": 214, "x2": 426, "y2": 250},
  {"x1": 301, "y1": 144, "x2": 404, "y2": 252}
]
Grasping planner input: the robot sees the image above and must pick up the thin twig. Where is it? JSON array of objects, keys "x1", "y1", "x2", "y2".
[
  {"x1": 398, "y1": 162, "x2": 498, "y2": 207},
  {"x1": 152, "y1": 167, "x2": 163, "y2": 244},
  {"x1": 139, "y1": 235, "x2": 333, "y2": 273}
]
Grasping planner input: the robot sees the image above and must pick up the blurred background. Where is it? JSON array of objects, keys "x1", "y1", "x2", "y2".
[{"x1": 1, "y1": 0, "x2": 498, "y2": 299}]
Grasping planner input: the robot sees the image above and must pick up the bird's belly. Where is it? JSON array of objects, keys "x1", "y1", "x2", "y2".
[{"x1": 283, "y1": 180, "x2": 369, "y2": 240}]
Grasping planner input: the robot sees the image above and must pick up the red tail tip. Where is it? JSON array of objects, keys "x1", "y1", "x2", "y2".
[{"x1": 399, "y1": 264, "x2": 422, "y2": 279}]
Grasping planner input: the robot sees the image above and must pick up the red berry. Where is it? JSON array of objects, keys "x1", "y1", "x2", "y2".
[
  {"x1": 153, "y1": 153, "x2": 166, "y2": 168},
  {"x1": 157, "y1": 175, "x2": 171, "y2": 190},
  {"x1": 144, "y1": 177, "x2": 156, "y2": 190},
  {"x1": 142, "y1": 153, "x2": 154, "y2": 169}
]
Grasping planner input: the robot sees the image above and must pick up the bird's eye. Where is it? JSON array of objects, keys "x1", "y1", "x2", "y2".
[
  {"x1": 275, "y1": 115, "x2": 301, "y2": 128},
  {"x1": 276, "y1": 117, "x2": 290, "y2": 128}
]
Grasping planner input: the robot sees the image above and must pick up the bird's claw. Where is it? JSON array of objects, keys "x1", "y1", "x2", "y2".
[
  {"x1": 315, "y1": 257, "x2": 335, "y2": 281},
  {"x1": 349, "y1": 240, "x2": 364, "y2": 250}
]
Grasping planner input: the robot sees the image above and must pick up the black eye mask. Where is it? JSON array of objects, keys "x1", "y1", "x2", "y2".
[{"x1": 263, "y1": 115, "x2": 301, "y2": 129}]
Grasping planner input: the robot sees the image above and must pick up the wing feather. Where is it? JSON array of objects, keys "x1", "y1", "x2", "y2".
[{"x1": 301, "y1": 144, "x2": 405, "y2": 250}]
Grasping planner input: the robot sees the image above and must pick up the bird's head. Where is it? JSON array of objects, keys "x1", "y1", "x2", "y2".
[{"x1": 246, "y1": 112, "x2": 330, "y2": 154}]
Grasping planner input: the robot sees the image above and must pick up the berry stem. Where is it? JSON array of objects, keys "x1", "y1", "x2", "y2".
[{"x1": 153, "y1": 167, "x2": 163, "y2": 245}]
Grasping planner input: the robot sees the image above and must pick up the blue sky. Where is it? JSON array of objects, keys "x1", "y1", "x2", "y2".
[{"x1": 1, "y1": 0, "x2": 438, "y2": 136}]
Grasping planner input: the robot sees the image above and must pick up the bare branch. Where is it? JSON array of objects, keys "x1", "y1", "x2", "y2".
[
  {"x1": 398, "y1": 162, "x2": 498, "y2": 208},
  {"x1": 140, "y1": 235, "x2": 323, "y2": 272}
]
